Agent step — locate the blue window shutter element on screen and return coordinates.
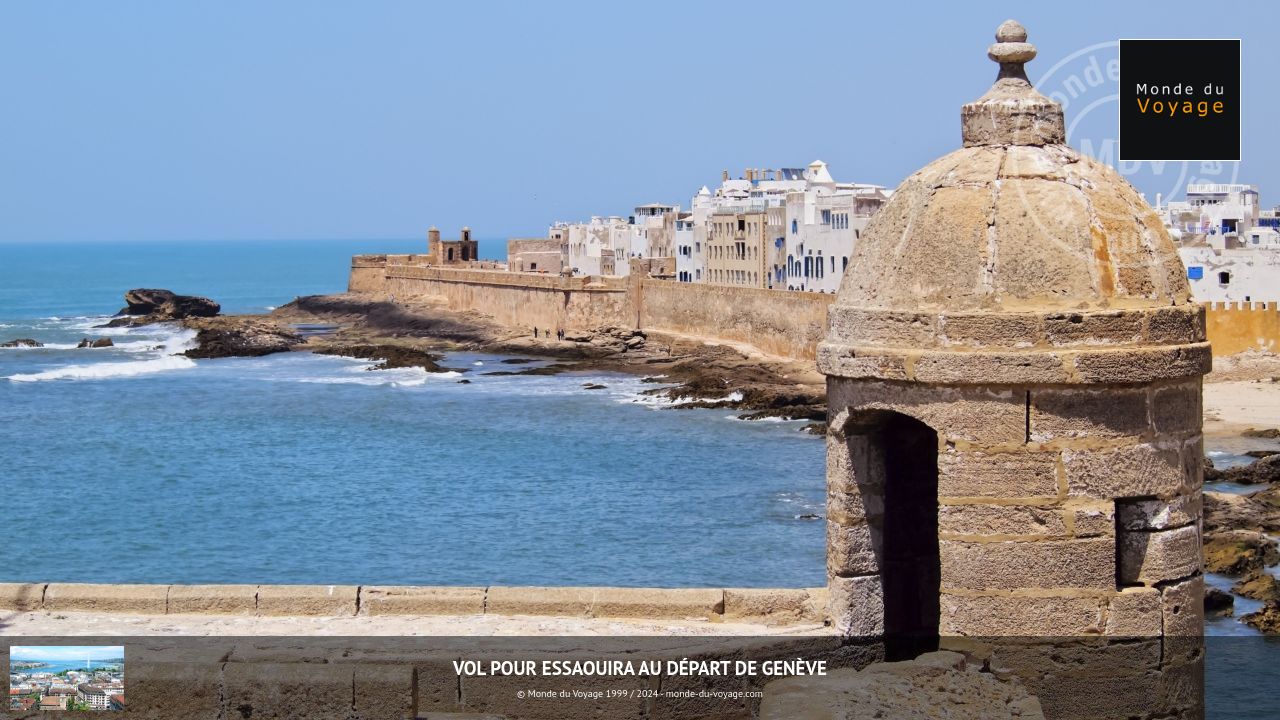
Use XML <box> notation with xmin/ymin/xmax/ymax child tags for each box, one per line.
<box><xmin>1187</xmin><ymin>266</ymin><xmax>1203</xmax><ymax>280</ymax></box>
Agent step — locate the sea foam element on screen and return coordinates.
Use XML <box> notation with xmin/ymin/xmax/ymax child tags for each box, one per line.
<box><xmin>6</xmin><ymin>355</ymin><xmax>197</xmax><ymax>382</ymax></box>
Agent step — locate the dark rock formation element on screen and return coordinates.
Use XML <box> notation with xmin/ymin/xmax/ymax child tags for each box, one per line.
<box><xmin>1243</xmin><ymin>427</ymin><xmax>1280</xmax><ymax>439</ymax></box>
<box><xmin>182</xmin><ymin>317</ymin><xmax>303</xmax><ymax>359</ymax></box>
<box><xmin>1205</xmin><ymin>588</ymin><xmax>1235</xmax><ymax>616</ymax></box>
<box><xmin>76</xmin><ymin>337</ymin><xmax>114</xmax><ymax>348</ymax></box>
<box><xmin>582</xmin><ymin>383</ymin><xmax>608</xmax><ymax>390</ymax></box>
<box><xmin>313</xmin><ymin>344</ymin><xmax>449</xmax><ymax>372</ymax></box>
<box><xmin>0</xmin><ymin>338</ymin><xmax>43</xmax><ymax>348</ymax></box>
<box><xmin>1204</xmin><ymin>489</ymin><xmax>1280</xmax><ymax>534</ymax></box>
<box><xmin>1204</xmin><ymin>457</ymin><xmax>1224</xmax><ymax>483</ymax></box>
<box><xmin>111</xmin><ymin>289</ymin><xmax>220</xmax><ymax>326</ymax></box>
<box><xmin>1203</xmin><ymin>530</ymin><xmax>1280</xmax><ymax>575</ymax></box>
<box><xmin>1213</xmin><ymin>455</ymin><xmax>1280</xmax><ymax>485</ymax></box>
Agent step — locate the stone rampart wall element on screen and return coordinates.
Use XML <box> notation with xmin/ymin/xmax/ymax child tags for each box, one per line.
<box><xmin>1205</xmin><ymin>301</ymin><xmax>1280</xmax><ymax>355</ymax></box>
<box><xmin>637</xmin><ymin>279</ymin><xmax>836</xmax><ymax>360</ymax></box>
<box><xmin>349</xmin><ymin>258</ymin><xmax>835</xmax><ymax>360</ymax></box>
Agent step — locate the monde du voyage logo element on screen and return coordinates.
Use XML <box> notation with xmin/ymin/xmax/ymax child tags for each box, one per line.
<box><xmin>1119</xmin><ymin>39</ymin><xmax>1241</xmax><ymax>162</ymax></box>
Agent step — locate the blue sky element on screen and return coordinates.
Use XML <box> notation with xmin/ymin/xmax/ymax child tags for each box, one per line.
<box><xmin>10</xmin><ymin>645</ymin><xmax>124</xmax><ymax>662</ymax></box>
<box><xmin>1</xmin><ymin>1</ymin><xmax>1275</xmax><ymax>242</ymax></box>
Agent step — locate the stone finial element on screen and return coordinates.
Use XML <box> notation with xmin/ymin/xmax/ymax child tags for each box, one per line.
<box><xmin>961</xmin><ymin>20</ymin><xmax>1064</xmax><ymax>147</ymax></box>
<box><xmin>988</xmin><ymin>20</ymin><xmax>1036</xmax><ymax>80</ymax></box>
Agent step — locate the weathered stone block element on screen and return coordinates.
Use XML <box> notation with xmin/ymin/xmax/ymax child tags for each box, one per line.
<box><xmin>168</xmin><ymin>584</ymin><xmax>257</xmax><ymax>614</ymax></box>
<box><xmin>827</xmin><ymin>484</ymin><xmax>884</xmax><ymax>526</ymax></box>
<box><xmin>722</xmin><ymin>588</ymin><xmax>826</xmax><ymax>624</ymax></box>
<box><xmin>939</xmin><ymin>312</ymin><xmax>1042</xmax><ymax>348</ymax></box>
<box><xmin>1152</xmin><ymin>381</ymin><xmax>1203</xmax><ymax>435</ymax></box>
<box><xmin>1104</xmin><ymin>587</ymin><xmax>1162</xmax><ymax>636</ymax></box>
<box><xmin>589</xmin><ymin>587</ymin><xmax>723</xmax><ymax>619</ymax></box>
<box><xmin>255</xmin><ymin>584</ymin><xmax>358</xmax><ymax>616</ymax></box>
<box><xmin>1071</xmin><ymin>344</ymin><xmax>1212</xmax><ymax>384</ymax></box>
<box><xmin>1068</xmin><ymin>502</ymin><xmax>1115</xmax><ymax>537</ymax></box>
<box><xmin>1161</xmin><ymin>574</ymin><xmax>1205</xmax><ymax>638</ymax></box>
<box><xmin>485</xmin><ymin>586</ymin><xmax>722</xmax><ymax>619</ymax></box>
<box><xmin>1044</xmin><ymin>310</ymin><xmax>1143</xmax><ymax>346</ymax></box>
<box><xmin>815</xmin><ymin>346</ymin><xmax>912</xmax><ymax>380</ymax></box>
<box><xmin>1163</xmin><ymin>575</ymin><xmax>1206</xmax><ymax>664</ymax></box>
<box><xmin>42</xmin><ymin>583</ymin><xmax>169</xmax><ymax>614</ymax></box>
<box><xmin>359</xmin><ymin>586</ymin><xmax>487</xmax><ymax>616</ymax></box>
<box><xmin>938</xmin><ymin>503</ymin><xmax>1066</xmax><ymax>538</ymax></box>
<box><xmin>940</xmin><ymin>594</ymin><xmax>1104</xmax><ymax>635</ymax></box>
<box><xmin>1116</xmin><ymin>494</ymin><xmax>1200</xmax><ymax>531</ymax></box>
<box><xmin>1029</xmin><ymin>387</ymin><xmax>1150</xmax><ymax>441</ymax></box>
<box><xmin>913</xmin><ymin>350</ymin><xmax>1071</xmax><ymax>385</ymax></box>
<box><xmin>826</xmin><ymin>307</ymin><xmax>939</xmax><ymax>348</ymax></box>
<box><xmin>1146</xmin><ymin>305</ymin><xmax>1205</xmax><ymax>344</ymax></box>
<box><xmin>938</xmin><ymin>449</ymin><xmax>1061</xmax><ymax>499</ymax></box>
<box><xmin>486</xmin><ymin>586</ymin><xmax>595</xmax><ymax>617</ymax></box>
<box><xmin>828</xmin><ymin>575</ymin><xmax>884</xmax><ymax>637</ymax></box>
<box><xmin>940</xmin><ymin>538</ymin><xmax>1114</xmax><ymax>590</ymax></box>
<box><xmin>827</xmin><ymin>520</ymin><xmax>879</xmax><ymax>576</ymax></box>
<box><xmin>0</xmin><ymin>582</ymin><xmax>45</xmax><ymax>611</ymax></box>
<box><xmin>1063</xmin><ymin>443</ymin><xmax>1190</xmax><ymax>499</ymax></box>
<box><xmin>1118</xmin><ymin>524</ymin><xmax>1201</xmax><ymax>586</ymax></box>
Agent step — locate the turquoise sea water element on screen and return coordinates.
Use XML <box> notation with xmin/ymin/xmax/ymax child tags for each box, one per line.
<box><xmin>0</xmin><ymin>240</ymin><xmax>826</xmax><ymax>588</ymax></box>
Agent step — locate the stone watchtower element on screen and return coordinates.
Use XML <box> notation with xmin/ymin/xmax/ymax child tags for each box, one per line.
<box><xmin>817</xmin><ymin>19</ymin><xmax>1209</xmax><ymax>659</ymax></box>
<box><xmin>427</xmin><ymin>226</ymin><xmax>479</xmax><ymax>265</ymax></box>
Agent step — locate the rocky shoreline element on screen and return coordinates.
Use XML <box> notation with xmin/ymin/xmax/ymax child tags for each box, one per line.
<box><xmin>163</xmin><ymin>291</ymin><xmax>830</xmax><ymax>426</ymax></box>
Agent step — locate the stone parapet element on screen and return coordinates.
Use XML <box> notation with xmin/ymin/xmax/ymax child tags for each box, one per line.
<box><xmin>819</xmin><ymin>340</ymin><xmax>1212</xmax><ymax>386</ymax></box>
<box><xmin>0</xmin><ymin>583</ymin><xmax>827</xmax><ymax>624</ymax></box>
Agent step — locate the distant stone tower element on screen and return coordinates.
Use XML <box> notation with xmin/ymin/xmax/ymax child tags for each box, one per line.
<box><xmin>818</xmin><ymin>18</ymin><xmax>1208</xmax><ymax>672</ymax></box>
<box><xmin>427</xmin><ymin>226</ymin><xmax>479</xmax><ymax>265</ymax></box>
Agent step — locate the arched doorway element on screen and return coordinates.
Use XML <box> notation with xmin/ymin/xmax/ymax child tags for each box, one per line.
<box><xmin>838</xmin><ymin>410</ymin><xmax>940</xmax><ymax>660</ymax></box>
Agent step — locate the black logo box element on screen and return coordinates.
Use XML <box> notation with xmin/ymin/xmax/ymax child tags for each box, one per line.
<box><xmin>1118</xmin><ymin>39</ymin><xmax>1241</xmax><ymax>162</ymax></box>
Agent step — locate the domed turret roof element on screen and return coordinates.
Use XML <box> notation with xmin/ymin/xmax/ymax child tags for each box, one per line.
<box><xmin>819</xmin><ymin>21</ymin><xmax>1209</xmax><ymax>387</ymax></box>
<box><xmin>836</xmin><ymin>20</ymin><xmax>1190</xmax><ymax>313</ymax></box>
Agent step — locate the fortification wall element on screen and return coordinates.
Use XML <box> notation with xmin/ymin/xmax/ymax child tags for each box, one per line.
<box><xmin>348</xmin><ymin>255</ymin><xmax>390</xmax><ymax>293</ymax></box>
<box><xmin>1206</xmin><ymin>301</ymin><xmax>1280</xmax><ymax>355</ymax></box>
<box><xmin>349</xmin><ymin>257</ymin><xmax>835</xmax><ymax>360</ymax></box>
<box><xmin>382</xmin><ymin>264</ymin><xmax>629</xmax><ymax>331</ymax></box>
<box><xmin>638</xmin><ymin>279</ymin><xmax>835</xmax><ymax>360</ymax></box>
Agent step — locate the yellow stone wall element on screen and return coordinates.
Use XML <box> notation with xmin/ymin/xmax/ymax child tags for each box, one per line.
<box><xmin>1205</xmin><ymin>301</ymin><xmax>1280</xmax><ymax>356</ymax></box>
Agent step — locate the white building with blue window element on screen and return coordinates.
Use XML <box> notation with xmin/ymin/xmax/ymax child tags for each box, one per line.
<box><xmin>1159</xmin><ymin>184</ymin><xmax>1280</xmax><ymax>302</ymax></box>
<box><xmin>781</xmin><ymin>161</ymin><xmax>889</xmax><ymax>293</ymax></box>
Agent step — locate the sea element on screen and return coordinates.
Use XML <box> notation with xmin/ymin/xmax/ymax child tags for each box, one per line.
<box><xmin>3</xmin><ymin>239</ymin><xmax>1279</xmax><ymax>716</ymax></box>
<box><xmin>0</xmin><ymin>239</ymin><xmax>827</xmax><ymax>589</ymax></box>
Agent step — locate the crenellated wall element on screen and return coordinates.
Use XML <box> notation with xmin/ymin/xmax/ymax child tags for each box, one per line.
<box><xmin>1205</xmin><ymin>301</ymin><xmax>1280</xmax><ymax>355</ymax></box>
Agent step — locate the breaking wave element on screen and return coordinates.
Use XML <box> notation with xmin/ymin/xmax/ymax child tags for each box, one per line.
<box><xmin>6</xmin><ymin>355</ymin><xmax>198</xmax><ymax>382</ymax></box>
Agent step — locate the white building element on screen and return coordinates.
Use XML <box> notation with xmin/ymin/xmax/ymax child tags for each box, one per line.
<box><xmin>673</xmin><ymin>211</ymin><xmax>701</xmax><ymax>282</ymax></box>
<box><xmin>76</xmin><ymin>684</ymin><xmax>111</xmax><ymax>710</ymax></box>
<box><xmin>782</xmin><ymin>162</ymin><xmax>890</xmax><ymax>293</ymax></box>
<box><xmin>1157</xmin><ymin>184</ymin><xmax>1280</xmax><ymax>302</ymax></box>
<box><xmin>559</xmin><ymin>216</ymin><xmax>629</xmax><ymax>276</ymax></box>
<box><xmin>1159</xmin><ymin>183</ymin><xmax>1261</xmax><ymax>243</ymax></box>
<box><xmin>552</xmin><ymin>161</ymin><xmax>886</xmax><ymax>287</ymax></box>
